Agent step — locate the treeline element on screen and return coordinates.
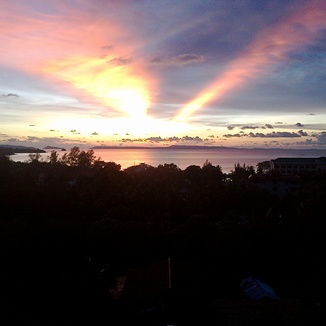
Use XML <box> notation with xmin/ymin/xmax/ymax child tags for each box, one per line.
<box><xmin>1</xmin><ymin>147</ymin><xmax>326</xmax><ymax>324</ymax></box>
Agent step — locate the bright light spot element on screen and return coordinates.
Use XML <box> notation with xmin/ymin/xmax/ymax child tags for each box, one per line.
<box><xmin>44</xmin><ymin>56</ymin><xmax>151</xmax><ymax>119</ymax></box>
<box><xmin>107</xmin><ymin>88</ymin><xmax>148</xmax><ymax>118</ymax></box>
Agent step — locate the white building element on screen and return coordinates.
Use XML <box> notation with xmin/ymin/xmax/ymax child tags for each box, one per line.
<box><xmin>270</xmin><ymin>157</ymin><xmax>326</xmax><ymax>175</ymax></box>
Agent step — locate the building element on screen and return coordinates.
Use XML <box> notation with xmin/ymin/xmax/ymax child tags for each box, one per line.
<box><xmin>249</xmin><ymin>173</ymin><xmax>301</xmax><ymax>198</ymax></box>
<box><xmin>270</xmin><ymin>157</ymin><xmax>326</xmax><ymax>175</ymax></box>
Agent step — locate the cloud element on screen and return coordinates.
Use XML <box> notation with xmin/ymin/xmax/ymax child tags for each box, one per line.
<box><xmin>151</xmin><ymin>53</ymin><xmax>204</xmax><ymax>67</ymax></box>
<box><xmin>117</xmin><ymin>135</ymin><xmax>206</xmax><ymax>144</ymax></box>
<box><xmin>316</xmin><ymin>131</ymin><xmax>326</xmax><ymax>144</ymax></box>
<box><xmin>101</xmin><ymin>45</ymin><xmax>113</xmax><ymax>50</ymax></box>
<box><xmin>181</xmin><ymin>136</ymin><xmax>203</xmax><ymax>142</ymax></box>
<box><xmin>223</xmin><ymin>133</ymin><xmax>242</xmax><ymax>138</ymax></box>
<box><xmin>166</xmin><ymin>136</ymin><xmax>181</xmax><ymax>142</ymax></box>
<box><xmin>248</xmin><ymin>131</ymin><xmax>302</xmax><ymax>138</ymax></box>
<box><xmin>27</xmin><ymin>136</ymin><xmax>40</xmax><ymax>141</ymax></box>
<box><xmin>223</xmin><ymin>130</ymin><xmax>305</xmax><ymax>139</ymax></box>
<box><xmin>1</xmin><ymin>93</ymin><xmax>19</xmax><ymax>98</ymax></box>
<box><xmin>265</xmin><ymin>124</ymin><xmax>273</xmax><ymax>129</ymax></box>
<box><xmin>91</xmin><ymin>132</ymin><xmax>99</xmax><ymax>135</ymax></box>
<box><xmin>240</xmin><ymin>125</ymin><xmax>259</xmax><ymax>130</ymax></box>
<box><xmin>295</xmin><ymin>122</ymin><xmax>304</xmax><ymax>127</ymax></box>
<box><xmin>146</xmin><ymin>136</ymin><xmax>163</xmax><ymax>142</ymax></box>
<box><xmin>174</xmin><ymin>0</ymin><xmax>326</xmax><ymax>121</ymax></box>
<box><xmin>108</xmin><ymin>57</ymin><xmax>132</xmax><ymax>66</ymax></box>
<box><xmin>298</xmin><ymin>129</ymin><xmax>308</xmax><ymax>136</ymax></box>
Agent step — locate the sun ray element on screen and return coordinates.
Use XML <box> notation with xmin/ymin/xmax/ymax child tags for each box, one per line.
<box><xmin>174</xmin><ymin>0</ymin><xmax>326</xmax><ymax>122</ymax></box>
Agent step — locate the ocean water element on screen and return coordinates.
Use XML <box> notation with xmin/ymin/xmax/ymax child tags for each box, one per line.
<box><xmin>9</xmin><ymin>147</ymin><xmax>326</xmax><ymax>174</ymax></box>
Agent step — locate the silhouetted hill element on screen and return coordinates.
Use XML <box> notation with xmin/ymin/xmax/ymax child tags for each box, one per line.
<box><xmin>43</xmin><ymin>146</ymin><xmax>66</xmax><ymax>151</ymax></box>
<box><xmin>0</xmin><ymin>145</ymin><xmax>45</xmax><ymax>154</ymax></box>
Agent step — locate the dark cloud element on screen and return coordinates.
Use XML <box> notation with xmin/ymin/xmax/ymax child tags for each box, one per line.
<box><xmin>223</xmin><ymin>133</ymin><xmax>243</xmax><ymax>138</ymax></box>
<box><xmin>181</xmin><ymin>136</ymin><xmax>203</xmax><ymax>142</ymax></box>
<box><xmin>146</xmin><ymin>136</ymin><xmax>163</xmax><ymax>142</ymax></box>
<box><xmin>248</xmin><ymin>131</ymin><xmax>302</xmax><ymax>138</ymax></box>
<box><xmin>70</xmin><ymin>130</ymin><xmax>76</xmax><ymax>132</ymax></box>
<box><xmin>298</xmin><ymin>129</ymin><xmax>307</xmax><ymax>136</ymax></box>
<box><xmin>227</xmin><ymin>126</ymin><xmax>235</xmax><ymax>130</ymax></box>
<box><xmin>150</xmin><ymin>54</ymin><xmax>204</xmax><ymax>67</ymax></box>
<box><xmin>91</xmin><ymin>132</ymin><xmax>99</xmax><ymax>135</ymax></box>
<box><xmin>265</xmin><ymin>124</ymin><xmax>273</xmax><ymax>129</ymax></box>
<box><xmin>316</xmin><ymin>131</ymin><xmax>326</xmax><ymax>144</ymax></box>
<box><xmin>167</xmin><ymin>136</ymin><xmax>180</xmax><ymax>142</ymax></box>
<box><xmin>2</xmin><ymin>93</ymin><xmax>19</xmax><ymax>98</ymax></box>
<box><xmin>121</xmin><ymin>138</ymin><xmax>144</xmax><ymax>143</ymax></box>
<box><xmin>101</xmin><ymin>45</ymin><xmax>113</xmax><ymax>50</ymax></box>
<box><xmin>117</xmin><ymin>135</ymin><xmax>205</xmax><ymax>144</ymax></box>
<box><xmin>108</xmin><ymin>57</ymin><xmax>132</xmax><ymax>66</ymax></box>
<box><xmin>295</xmin><ymin>122</ymin><xmax>304</xmax><ymax>127</ymax></box>
<box><xmin>223</xmin><ymin>130</ymin><xmax>305</xmax><ymax>139</ymax></box>
<box><xmin>172</xmin><ymin>54</ymin><xmax>204</xmax><ymax>66</ymax></box>
<box><xmin>27</xmin><ymin>136</ymin><xmax>39</xmax><ymax>141</ymax></box>
<box><xmin>240</xmin><ymin>125</ymin><xmax>259</xmax><ymax>130</ymax></box>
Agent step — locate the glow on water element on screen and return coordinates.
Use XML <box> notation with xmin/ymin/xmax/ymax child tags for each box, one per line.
<box><xmin>10</xmin><ymin>147</ymin><xmax>326</xmax><ymax>174</ymax></box>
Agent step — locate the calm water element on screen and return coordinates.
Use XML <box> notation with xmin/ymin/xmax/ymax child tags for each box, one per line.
<box><xmin>10</xmin><ymin>147</ymin><xmax>326</xmax><ymax>174</ymax></box>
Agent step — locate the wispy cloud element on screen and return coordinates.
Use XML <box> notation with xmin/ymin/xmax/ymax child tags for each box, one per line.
<box><xmin>174</xmin><ymin>0</ymin><xmax>326</xmax><ymax>121</ymax></box>
<box><xmin>151</xmin><ymin>54</ymin><xmax>204</xmax><ymax>67</ymax></box>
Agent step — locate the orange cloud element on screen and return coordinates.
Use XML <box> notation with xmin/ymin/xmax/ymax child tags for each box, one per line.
<box><xmin>1</xmin><ymin>1</ymin><xmax>157</xmax><ymax>117</ymax></box>
<box><xmin>174</xmin><ymin>0</ymin><xmax>326</xmax><ymax>121</ymax></box>
<box><xmin>44</xmin><ymin>56</ymin><xmax>153</xmax><ymax>118</ymax></box>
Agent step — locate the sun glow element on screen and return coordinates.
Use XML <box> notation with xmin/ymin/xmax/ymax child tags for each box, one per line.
<box><xmin>44</xmin><ymin>56</ymin><xmax>151</xmax><ymax>119</ymax></box>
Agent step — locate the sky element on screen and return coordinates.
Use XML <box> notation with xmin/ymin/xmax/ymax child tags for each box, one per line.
<box><xmin>1</xmin><ymin>0</ymin><xmax>326</xmax><ymax>150</ymax></box>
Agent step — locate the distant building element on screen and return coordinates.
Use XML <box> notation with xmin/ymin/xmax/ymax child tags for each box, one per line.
<box><xmin>270</xmin><ymin>157</ymin><xmax>326</xmax><ymax>175</ymax></box>
<box><xmin>249</xmin><ymin>173</ymin><xmax>301</xmax><ymax>198</ymax></box>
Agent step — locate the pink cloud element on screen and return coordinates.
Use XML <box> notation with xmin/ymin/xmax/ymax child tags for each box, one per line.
<box><xmin>0</xmin><ymin>1</ymin><xmax>158</xmax><ymax>111</ymax></box>
<box><xmin>175</xmin><ymin>0</ymin><xmax>326</xmax><ymax>121</ymax></box>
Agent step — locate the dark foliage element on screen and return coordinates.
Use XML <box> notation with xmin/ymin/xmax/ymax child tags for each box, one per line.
<box><xmin>1</xmin><ymin>150</ymin><xmax>326</xmax><ymax>324</ymax></box>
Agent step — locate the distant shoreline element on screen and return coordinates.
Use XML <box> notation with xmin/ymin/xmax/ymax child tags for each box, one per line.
<box><xmin>90</xmin><ymin>145</ymin><xmax>326</xmax><ymax>152</ymax></box>
<box><xmin>1</xmin><ymin>144</ymin><xmax>326</xmax><ymax>156</ymax></box>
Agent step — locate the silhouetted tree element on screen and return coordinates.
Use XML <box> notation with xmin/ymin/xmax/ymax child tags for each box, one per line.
<box><xmin>183</xmin><ymin>165</ymin><xmax>202</xmax><ymax>186</ymax></box>
<box><xmin>28</xmin><ymin>152</ymin><xmax>42</xmax><ymax>163</ymax></box>
<box><xmin>256</xmin><ymin>160</ymin><xmax>271</xmax><ymax>174</ymax></box>
<box><xmin>47</xmin><ymin>150</ymin><xmax>60</xmax><ymax>164</ymax></box>
<box><xmin>202</xmin><ymin>160</ymin><xmax>224</xmax><ymax>184</ymax></box>
<box><xmin>60</xmin><ymin>146</ymin><xmax>97</xmax><ymax>167</ymax></box>
<box><xmin>230</xmin><ymin>162</ymin><xmax>255</xmax><ymax>182</ymax></box>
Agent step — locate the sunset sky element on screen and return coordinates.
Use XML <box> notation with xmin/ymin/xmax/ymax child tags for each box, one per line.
<box><xmin>1</xmin><ymin>0</ymin><xmax>326</xmax><ymax>149</ymax></box>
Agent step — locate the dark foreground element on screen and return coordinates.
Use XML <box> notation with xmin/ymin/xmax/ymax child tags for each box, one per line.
<box><xmin>1</xmin><ymin>153</ymin><xmax>326</xmax><ymax>324</ymax></box>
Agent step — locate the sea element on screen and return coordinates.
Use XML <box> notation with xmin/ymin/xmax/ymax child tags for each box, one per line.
<box><xmin>9</xmin><ymin>147</ymin><xmax>326</xmax><ymax>174</ymax></box>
